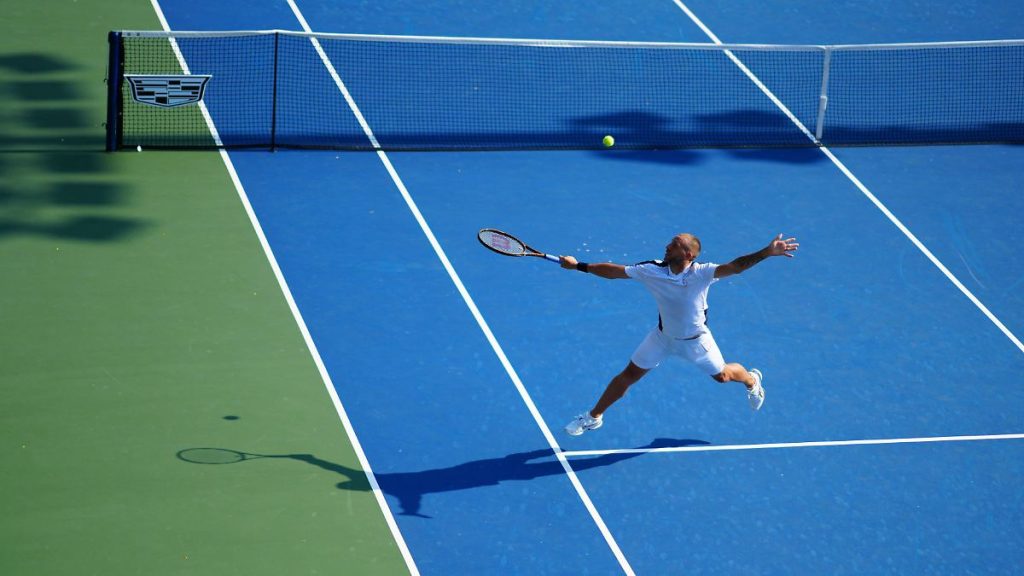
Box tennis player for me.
[560,233,798,436]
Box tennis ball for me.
[136,145,142,152]
[602,135,615,148]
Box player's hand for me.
[559,255,578,269]
[767,233,799,257]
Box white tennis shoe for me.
[565,413,603,436]
[748,369,765,411]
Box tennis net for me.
[106,31,1024,150]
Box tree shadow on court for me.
[0,52,148,243]
[176,437,708,519]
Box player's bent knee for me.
[712,372,729,383]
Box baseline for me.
[562,432,1024,458]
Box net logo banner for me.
[125,74,211,108]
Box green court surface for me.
[0,1,408,574]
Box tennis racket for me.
[477,229,560,263]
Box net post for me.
[815,46,832,143]
[270,31,279,150]
[105,31,124,151]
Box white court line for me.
[148,2,419,574]
[562,432,1024,458]
[670,0,1024,355]
[284,1,635,574]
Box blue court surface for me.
[155,1,1024,573]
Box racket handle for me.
[543,254,560,263]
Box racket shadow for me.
[175,447,372,491]
[175,438,708,519]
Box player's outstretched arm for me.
[715,233,798,279]
[559,255,629,279]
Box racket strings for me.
[479,230,526,256]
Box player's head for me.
[664,233,701,262]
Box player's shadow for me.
[178,437,708,519]
[370,437,708,518]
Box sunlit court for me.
[5,1,1024,574]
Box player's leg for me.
[712,363,765,411]
[687,333,765,411]
[590,361,649,418]
[711,363,756,389]
[565,329,665,436]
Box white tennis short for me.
[630,328,726,375]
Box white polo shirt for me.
[624,260,719,339]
